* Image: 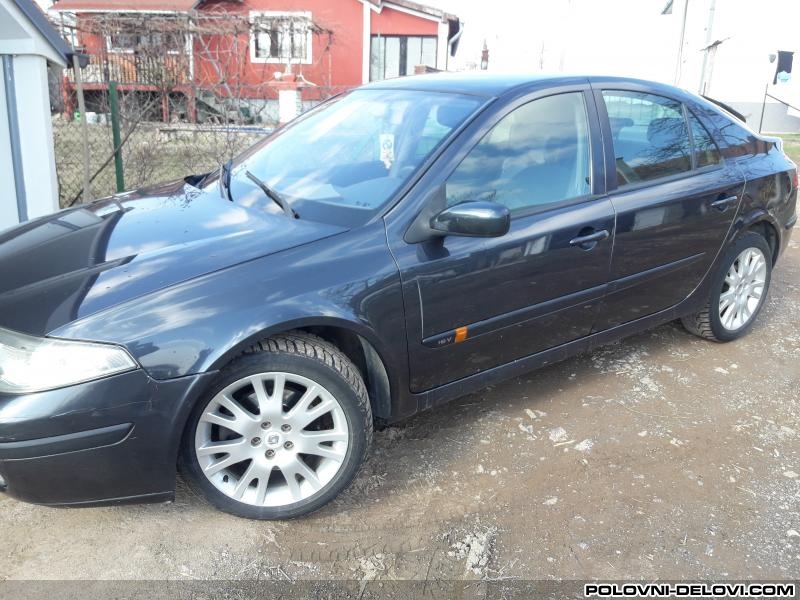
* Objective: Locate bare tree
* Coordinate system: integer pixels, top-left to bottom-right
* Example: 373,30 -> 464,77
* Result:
50,8 -> 338,205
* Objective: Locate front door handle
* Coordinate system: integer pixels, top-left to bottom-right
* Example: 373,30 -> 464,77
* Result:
569,229 -> 610,250
710,195 -> 738,212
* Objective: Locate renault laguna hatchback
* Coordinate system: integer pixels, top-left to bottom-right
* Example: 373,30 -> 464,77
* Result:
0,74 -> 795,519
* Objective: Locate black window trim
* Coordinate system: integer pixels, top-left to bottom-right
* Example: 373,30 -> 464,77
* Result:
683,103 -> 699,171
597,88 -> 726,196
684,104 -> 724,172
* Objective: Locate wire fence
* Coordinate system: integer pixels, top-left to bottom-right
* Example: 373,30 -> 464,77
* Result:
52,110 -> 270,207
50,9 -> 341,207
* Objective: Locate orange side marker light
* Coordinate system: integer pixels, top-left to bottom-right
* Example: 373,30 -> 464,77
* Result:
454,326 -> 468,343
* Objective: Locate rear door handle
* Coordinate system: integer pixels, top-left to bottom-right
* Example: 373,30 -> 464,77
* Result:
710,195 -> 738,212
569,229 -> 609,249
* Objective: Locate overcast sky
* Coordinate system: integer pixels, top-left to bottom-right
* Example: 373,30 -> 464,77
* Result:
425,0 -> 679,75
421,0 -> 800,105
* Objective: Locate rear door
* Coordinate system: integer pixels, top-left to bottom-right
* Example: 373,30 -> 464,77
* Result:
591,84 -> 745,331
385,86 -> 614,393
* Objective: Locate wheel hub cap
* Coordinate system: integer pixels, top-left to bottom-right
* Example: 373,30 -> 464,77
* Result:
195,372 -> 349,507
718,247 -> 767,331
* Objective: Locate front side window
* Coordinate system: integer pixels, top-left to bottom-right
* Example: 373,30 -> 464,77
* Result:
370,36 -> 437,81
445,92 -> 592,213
251,12 -> 312,64
602,91 -> 691,186
212,90 -> 482,227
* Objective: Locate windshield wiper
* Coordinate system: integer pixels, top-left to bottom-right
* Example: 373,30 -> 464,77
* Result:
246,171 -> 298,219
219,159 -> 233,202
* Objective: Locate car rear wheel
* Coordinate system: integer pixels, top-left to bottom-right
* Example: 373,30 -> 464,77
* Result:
681,232 -> 772,342
180,332 -> 372,519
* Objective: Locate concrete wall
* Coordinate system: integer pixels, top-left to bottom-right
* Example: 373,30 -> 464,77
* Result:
727,101 -> 800,133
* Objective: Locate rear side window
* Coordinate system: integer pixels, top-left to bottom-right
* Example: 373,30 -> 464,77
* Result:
602,91 -> 692,186
687,110 -> 721,167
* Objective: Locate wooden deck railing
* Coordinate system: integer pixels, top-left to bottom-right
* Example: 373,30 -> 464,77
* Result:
67,52 -> 191,86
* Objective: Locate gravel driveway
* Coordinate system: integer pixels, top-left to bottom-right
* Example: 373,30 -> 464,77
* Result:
2,228 -> 798,595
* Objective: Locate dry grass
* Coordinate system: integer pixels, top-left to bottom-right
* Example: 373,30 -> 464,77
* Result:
776,133 -> 800,165
53,120 -> 265,207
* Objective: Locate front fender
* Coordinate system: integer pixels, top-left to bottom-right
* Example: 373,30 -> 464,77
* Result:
50,224 -> 408,386
205,314 -> 395,380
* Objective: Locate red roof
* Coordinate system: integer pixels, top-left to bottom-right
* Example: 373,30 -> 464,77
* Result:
52,0 -> 456,21
52,0 -> 198,11
367,0 -> 457,22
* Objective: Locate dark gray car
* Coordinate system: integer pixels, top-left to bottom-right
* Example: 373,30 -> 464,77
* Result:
0,73 -> 795,519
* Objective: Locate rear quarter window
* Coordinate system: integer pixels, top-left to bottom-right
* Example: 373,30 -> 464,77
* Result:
687,110 -> 721,167
694,103 -> 760,158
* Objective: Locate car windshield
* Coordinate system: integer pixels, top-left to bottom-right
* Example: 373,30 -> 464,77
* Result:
204,89 -> 483,227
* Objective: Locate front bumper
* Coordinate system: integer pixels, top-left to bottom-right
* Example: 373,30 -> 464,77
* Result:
0,369 -> 215,506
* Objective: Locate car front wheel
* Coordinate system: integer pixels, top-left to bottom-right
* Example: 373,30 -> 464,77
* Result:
682,231 -> 772,342
180,332 -> 372,519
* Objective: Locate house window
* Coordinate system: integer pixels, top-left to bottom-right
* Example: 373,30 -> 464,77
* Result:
107,18 -> 185,53
370,35 -> 437,81
108,32 -> 138,52
250,11 -> 313,64
108,32 -> 184,53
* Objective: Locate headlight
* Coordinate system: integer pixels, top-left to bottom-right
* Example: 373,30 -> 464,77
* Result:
0,327 -> 138,394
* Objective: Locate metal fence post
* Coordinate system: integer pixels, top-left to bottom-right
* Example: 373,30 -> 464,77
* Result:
109,80 -> 125,193
72,53 -> 92,202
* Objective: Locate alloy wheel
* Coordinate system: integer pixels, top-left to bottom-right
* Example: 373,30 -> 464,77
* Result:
194,372 -> 349,507
718,247 -> 767,331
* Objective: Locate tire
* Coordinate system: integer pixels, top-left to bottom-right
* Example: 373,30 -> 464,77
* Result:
180,331 -> 372,520
681,232 -> 772,342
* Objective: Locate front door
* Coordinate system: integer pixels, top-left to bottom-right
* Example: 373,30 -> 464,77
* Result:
591,86 -> 744,331
387,88 -> 614,392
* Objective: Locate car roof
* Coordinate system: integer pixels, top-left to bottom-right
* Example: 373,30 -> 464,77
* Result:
361,72 -> 582,97
360,72 -> 695,101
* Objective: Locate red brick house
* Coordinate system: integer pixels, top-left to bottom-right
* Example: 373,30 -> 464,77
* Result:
50,0 -> 462,122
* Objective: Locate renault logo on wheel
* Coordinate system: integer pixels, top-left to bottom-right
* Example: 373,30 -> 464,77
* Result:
266,434 -> 281,446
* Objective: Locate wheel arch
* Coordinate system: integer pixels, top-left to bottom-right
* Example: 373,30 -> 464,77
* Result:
734,209 -> 781,265
207,317 -> 397,423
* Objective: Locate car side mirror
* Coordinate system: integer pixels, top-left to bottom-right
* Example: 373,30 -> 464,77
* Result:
430,201 -> 510,238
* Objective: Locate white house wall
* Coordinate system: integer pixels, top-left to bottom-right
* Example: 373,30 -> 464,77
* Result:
0,0 -> 64,64
679,0 -> 800,130
10,55 -> 60,222
438,0 -> 800,131
0,58 -> 19,231
436,20 -> 448,71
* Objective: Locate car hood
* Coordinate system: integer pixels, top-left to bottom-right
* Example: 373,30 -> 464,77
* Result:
0,180 -> 347,336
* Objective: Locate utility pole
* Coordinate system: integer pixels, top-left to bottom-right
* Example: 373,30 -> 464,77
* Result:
72,53 -> 92,203
698,0 -> 717,94
673,0 -> 689,85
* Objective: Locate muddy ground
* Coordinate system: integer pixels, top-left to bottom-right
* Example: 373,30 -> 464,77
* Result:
1,234 -> 799,591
